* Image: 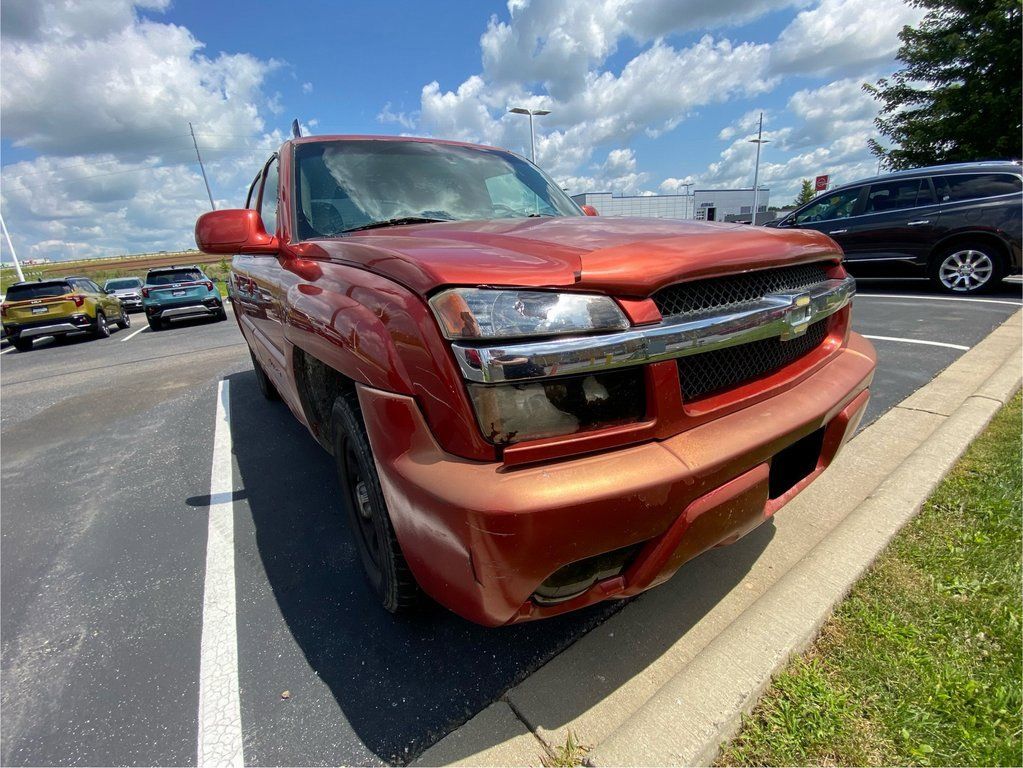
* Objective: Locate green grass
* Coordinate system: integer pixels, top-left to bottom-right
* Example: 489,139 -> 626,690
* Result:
541,731 -> 589,767
720,392 -> 1022,767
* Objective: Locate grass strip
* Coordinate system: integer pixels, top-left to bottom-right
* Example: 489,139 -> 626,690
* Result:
720,392 -> 1022,767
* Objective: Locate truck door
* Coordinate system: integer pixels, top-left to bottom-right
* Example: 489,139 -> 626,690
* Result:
237,155 -> 291,389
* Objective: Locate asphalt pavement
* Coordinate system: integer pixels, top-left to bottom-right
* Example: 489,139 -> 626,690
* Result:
1,277 -> 1020,766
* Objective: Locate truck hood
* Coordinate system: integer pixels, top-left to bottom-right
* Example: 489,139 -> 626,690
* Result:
292,216 -> 841,297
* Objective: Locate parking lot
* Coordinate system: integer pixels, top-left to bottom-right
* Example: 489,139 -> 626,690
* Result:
1,277 -> 1020,766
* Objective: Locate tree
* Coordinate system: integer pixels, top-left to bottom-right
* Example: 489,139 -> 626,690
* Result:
864,0 -> 1021,170
792,179 -> 816,207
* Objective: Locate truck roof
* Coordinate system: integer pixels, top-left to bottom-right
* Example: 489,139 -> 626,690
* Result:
288,134 -> 507,154
147,264 -> 200,272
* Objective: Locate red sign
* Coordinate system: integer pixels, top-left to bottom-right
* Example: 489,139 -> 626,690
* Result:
814,174 -> 829,191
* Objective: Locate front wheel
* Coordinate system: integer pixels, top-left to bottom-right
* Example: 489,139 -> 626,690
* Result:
12,337 -> 32,352
116,309 -> 130,330
249,350 -> 280,401
332,390 -> 419,612
147,316 -> 163,331
931,245 -> 1004,294
93,310 -> 110,338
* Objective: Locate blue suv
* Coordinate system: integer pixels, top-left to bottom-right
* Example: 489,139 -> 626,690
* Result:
142,265 -> 227,330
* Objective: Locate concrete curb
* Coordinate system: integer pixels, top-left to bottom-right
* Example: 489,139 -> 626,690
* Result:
416,310 -> 1021,768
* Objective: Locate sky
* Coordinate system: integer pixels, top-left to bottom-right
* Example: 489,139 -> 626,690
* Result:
0,0 -> 925,262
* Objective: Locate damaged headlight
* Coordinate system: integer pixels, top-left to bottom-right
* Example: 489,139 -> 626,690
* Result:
429,288 -> 629,340
468,368 -> 645,445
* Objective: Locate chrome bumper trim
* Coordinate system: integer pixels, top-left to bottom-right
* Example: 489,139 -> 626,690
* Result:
161,304 -> 214,319
451,276 -> 855,384
20,322 -> 87,338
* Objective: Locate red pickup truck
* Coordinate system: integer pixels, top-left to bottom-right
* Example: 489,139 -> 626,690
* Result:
196,136 -> 876,626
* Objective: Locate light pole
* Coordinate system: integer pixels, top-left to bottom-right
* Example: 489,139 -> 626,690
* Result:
508,107 -> 551,163
0,212 -> 25,282
748,112 -> 770,225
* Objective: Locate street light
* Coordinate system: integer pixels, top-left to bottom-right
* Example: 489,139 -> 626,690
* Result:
508,107 -> 551,163
748,112 -> 770,225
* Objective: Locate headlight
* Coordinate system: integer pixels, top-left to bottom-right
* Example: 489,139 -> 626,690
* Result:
468,369 -> 645,445
429,288 -> 629,340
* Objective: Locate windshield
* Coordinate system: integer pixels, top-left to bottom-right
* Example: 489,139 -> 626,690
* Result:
294,140 -> 582,239
106,278 -> 141,290
6,281 -> 72,301
147,269 -> 202,285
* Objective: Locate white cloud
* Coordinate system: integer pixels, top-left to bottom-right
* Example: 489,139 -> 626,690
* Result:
0,0 -> 281,261
301,81 -> 313,94
769,0 -> 925,77
377,102 -> 417,131
697,76 -> 884,205
399,0 -> 913,199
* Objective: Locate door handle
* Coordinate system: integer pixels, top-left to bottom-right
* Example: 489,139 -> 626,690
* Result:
828,229 -> 848,235
907,220 -> 930,226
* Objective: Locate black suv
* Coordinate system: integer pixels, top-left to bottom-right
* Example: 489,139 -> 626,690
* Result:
771,161 -> 1022,293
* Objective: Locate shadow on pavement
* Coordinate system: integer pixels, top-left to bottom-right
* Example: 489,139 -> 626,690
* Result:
851,274 -> 1023,299
226,370 -> 772,764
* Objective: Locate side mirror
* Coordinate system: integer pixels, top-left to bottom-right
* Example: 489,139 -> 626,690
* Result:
195,209 -> 278,255
581,205 -> 599,216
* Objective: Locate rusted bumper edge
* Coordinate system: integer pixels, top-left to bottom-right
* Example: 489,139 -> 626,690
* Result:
359,332 -> 877,626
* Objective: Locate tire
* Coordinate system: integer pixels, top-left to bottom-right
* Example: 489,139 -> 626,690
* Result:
12,337 -> 32,352
930,244 -> 1005,294
331,389 -> 418,612
249,350 -> 280,401
116,308 -> 131,330
147,316 -> 163,331
93,310 -> 110,338
214,303 -> 228,322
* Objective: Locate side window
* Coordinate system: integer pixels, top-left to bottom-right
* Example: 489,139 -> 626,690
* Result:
258,158 -> 279,235
934,173 -> 1022,203
794,186 -> 862,224
88,280 -> 103,293
863,178 -> 929,213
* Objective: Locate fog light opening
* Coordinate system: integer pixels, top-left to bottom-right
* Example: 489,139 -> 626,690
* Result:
532,542 -> 643,605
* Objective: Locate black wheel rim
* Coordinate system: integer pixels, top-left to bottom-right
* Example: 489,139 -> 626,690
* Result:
343,441 -> 382,574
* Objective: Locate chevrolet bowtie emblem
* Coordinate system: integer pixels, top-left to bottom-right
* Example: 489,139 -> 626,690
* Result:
781,293 -> 812,340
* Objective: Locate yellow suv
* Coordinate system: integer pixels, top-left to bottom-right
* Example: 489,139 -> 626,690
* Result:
1,277 -> 129,352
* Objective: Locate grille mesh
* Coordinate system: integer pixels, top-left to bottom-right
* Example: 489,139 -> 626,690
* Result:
678,319 -> 830,401
653,263 -> 831,320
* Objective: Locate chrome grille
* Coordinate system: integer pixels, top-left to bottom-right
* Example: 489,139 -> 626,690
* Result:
678,318 -> 830,401
653,263 -> 831,320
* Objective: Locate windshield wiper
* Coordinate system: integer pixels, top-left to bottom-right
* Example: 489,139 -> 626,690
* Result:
341,216 -> 450,233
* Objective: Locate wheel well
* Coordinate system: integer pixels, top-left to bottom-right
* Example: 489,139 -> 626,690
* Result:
930,232 -> 1010,269
292,346 -> 358,453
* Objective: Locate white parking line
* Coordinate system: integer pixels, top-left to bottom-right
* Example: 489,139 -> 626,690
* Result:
857,293 -> 1022,306
197,380 -> 244,768
120,323 -> 149,343
862,334 -> 970,351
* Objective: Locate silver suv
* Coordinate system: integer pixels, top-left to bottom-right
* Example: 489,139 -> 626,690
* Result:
103,277 -> 144,311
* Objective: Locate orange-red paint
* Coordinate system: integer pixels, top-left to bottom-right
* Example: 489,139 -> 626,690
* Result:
204,135 -> 878,625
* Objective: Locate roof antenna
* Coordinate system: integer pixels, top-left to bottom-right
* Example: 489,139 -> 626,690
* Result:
291,119 -> 302,139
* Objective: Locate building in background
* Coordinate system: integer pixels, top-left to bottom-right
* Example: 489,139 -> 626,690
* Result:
571,188 -> 770,223
570,191 -> 695,219
694,188 -> 770,222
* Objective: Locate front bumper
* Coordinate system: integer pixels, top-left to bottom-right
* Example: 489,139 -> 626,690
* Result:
358,332 -> 876,626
